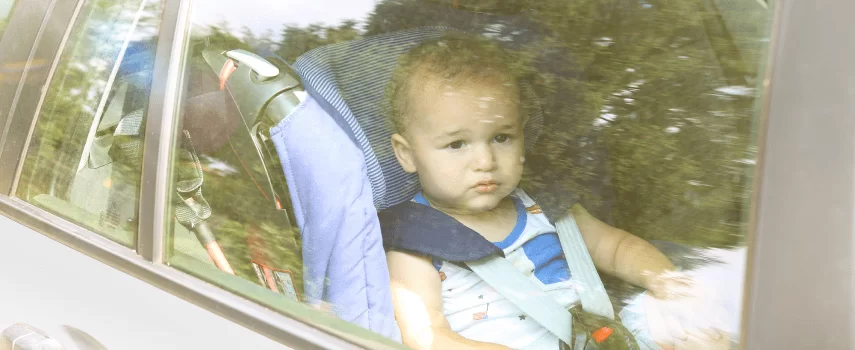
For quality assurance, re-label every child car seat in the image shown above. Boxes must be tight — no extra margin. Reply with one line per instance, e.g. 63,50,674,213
270,25,549,340
259,1,609,341
267,1,739,344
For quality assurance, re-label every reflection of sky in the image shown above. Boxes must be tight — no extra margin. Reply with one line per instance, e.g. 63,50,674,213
0,0,14,21
191,0,378,41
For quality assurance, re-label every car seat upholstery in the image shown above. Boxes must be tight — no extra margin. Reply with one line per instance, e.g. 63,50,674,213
269,27,462,341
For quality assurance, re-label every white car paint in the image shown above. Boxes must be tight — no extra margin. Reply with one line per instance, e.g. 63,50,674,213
0,215,287,350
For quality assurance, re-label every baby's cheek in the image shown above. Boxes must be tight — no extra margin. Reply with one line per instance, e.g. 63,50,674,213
438,161,467,180
502,154,524,170
428,169,465,195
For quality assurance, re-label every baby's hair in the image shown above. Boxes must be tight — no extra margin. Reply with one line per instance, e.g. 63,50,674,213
385,32,520,133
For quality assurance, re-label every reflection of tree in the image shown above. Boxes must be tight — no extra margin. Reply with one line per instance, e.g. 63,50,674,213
174,16,369,298
18,0,162,247
183,131,304,293
365,0,767,249
179,24,306,295
276,20,362,63
358,0,770,311
187,0,770,304
0,17,8,38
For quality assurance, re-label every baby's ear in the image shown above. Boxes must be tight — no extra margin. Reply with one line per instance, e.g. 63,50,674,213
391,133,417,173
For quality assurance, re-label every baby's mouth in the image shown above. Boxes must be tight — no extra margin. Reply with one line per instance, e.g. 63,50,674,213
474,180,499,193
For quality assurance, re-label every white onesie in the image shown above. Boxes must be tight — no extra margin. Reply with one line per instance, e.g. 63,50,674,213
414,188,578,349
406,187,667,349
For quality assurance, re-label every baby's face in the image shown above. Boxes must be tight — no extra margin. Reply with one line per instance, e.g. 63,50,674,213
400,81,524,214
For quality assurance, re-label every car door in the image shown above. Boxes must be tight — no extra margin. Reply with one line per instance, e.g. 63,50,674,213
0,0,853,350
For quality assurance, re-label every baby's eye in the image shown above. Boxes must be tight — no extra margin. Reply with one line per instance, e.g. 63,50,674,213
447,140,464,149
493,134,511,143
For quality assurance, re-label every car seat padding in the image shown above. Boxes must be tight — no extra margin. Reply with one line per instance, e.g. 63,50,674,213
379,200,503,262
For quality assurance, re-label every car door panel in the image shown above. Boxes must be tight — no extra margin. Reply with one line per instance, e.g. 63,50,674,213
0,209,289,350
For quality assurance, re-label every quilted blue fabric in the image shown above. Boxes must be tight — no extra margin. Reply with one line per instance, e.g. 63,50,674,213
270,96,401,341
270,26,546,341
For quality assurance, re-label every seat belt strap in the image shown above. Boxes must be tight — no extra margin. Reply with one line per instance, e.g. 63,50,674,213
466,257,574,345
465,214,615,347
554,213,615,319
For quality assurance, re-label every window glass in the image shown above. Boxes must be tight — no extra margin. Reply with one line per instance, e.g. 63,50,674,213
164,1,400,345
0,0,14,38
167,0,774,348
16,0,163,247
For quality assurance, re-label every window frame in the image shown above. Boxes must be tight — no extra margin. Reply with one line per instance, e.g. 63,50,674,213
741,0,855,348
137,0,187,264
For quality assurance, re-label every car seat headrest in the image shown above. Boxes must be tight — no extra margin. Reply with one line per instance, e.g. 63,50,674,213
292,26,543,210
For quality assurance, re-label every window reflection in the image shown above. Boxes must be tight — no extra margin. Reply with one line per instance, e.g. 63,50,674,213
0,0,14,38
16,0,162,247
167,0,372,307
167,0,772,347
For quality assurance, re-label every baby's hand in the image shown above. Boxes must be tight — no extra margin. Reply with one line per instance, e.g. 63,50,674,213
642,272,731,350
643,270,694,300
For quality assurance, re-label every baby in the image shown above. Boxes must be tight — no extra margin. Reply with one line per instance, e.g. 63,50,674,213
383,33,686,349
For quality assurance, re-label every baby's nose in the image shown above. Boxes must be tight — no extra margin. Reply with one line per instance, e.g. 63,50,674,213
472,145,497,171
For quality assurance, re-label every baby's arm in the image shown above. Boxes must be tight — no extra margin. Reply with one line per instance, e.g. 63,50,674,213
570,204,676,297
386,251,511,350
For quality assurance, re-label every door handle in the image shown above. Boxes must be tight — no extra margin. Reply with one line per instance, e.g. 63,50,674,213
225,49,280,79
0,323,63,350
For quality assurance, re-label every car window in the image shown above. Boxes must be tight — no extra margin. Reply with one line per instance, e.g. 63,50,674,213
0,0,14,38
162,1,405,345
165,0,774,348
15,0,163,247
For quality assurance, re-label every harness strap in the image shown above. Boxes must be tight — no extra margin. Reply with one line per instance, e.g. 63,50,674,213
555,214,615,319
465,213,616,348
465,257,574,345
380,198,617,345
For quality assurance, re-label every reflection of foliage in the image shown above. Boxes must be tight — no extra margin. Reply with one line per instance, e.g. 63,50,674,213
191,22,252,55
276,20,362,63
0,17,7,38
180,21,307,297
361,0,770,309
177,15,367,300
184,0,770,307
17,0,162,246
194,131,304,292
366,0,768,250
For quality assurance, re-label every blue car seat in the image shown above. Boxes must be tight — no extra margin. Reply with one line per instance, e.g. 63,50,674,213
267,2,741,343
268,25,553,340
270,5,613,338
